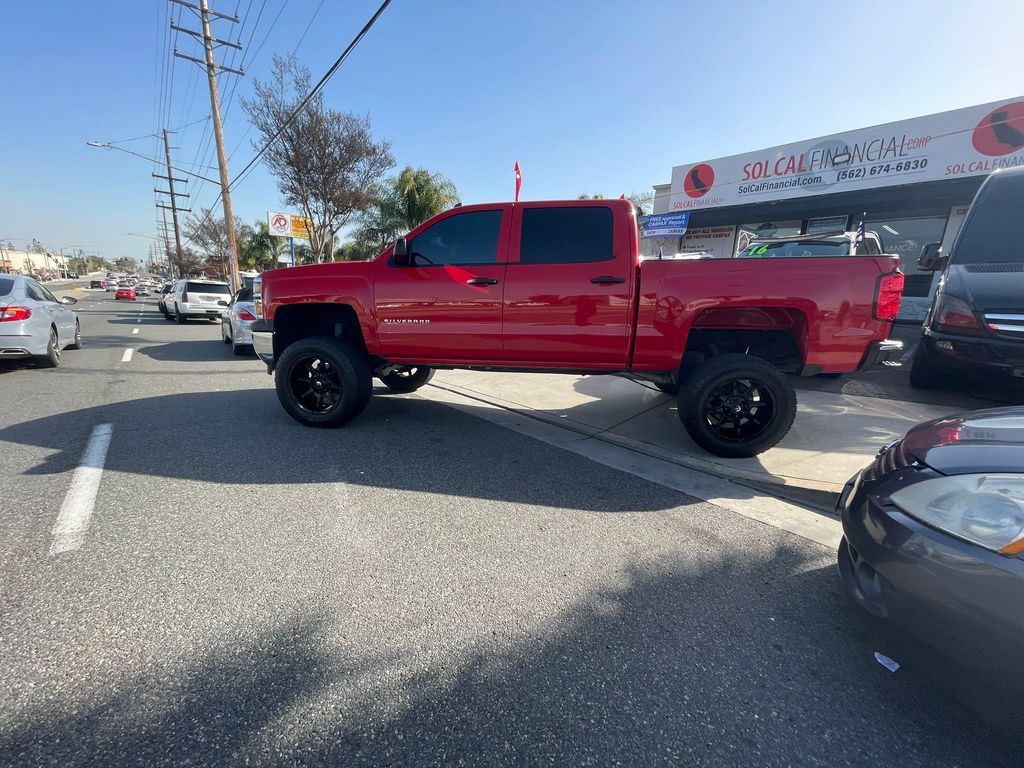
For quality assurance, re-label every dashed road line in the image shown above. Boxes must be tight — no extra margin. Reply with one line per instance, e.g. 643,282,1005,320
121,348,134,362
132,328,139,334
49,424,114,555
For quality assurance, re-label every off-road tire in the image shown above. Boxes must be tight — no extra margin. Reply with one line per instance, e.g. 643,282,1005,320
275,336,372,427
678,353,797,458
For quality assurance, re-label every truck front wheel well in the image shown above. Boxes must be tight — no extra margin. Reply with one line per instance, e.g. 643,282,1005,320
273,303,367,359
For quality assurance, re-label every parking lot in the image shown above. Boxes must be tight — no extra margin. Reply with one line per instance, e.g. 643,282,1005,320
0,287,1019,766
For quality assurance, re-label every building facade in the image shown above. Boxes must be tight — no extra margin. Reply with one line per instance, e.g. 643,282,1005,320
649,96,1024,320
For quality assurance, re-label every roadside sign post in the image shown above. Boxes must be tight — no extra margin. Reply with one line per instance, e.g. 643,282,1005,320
268,210,313,267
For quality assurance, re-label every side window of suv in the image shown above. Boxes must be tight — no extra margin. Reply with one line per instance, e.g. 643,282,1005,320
407,210,503,266
519,206,614,264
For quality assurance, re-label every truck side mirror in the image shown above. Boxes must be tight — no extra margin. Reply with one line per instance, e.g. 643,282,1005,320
917,242,946,271
393,237,410,267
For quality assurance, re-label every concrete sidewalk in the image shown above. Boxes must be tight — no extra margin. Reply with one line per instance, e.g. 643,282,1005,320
421,370,962,510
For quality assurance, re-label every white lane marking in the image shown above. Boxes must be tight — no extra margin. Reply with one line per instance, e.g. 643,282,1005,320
121,348,134,362
132,328,139,334
49,424,114,555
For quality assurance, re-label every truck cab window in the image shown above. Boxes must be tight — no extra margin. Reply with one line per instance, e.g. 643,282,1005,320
519,206,614,264
408,210,502,266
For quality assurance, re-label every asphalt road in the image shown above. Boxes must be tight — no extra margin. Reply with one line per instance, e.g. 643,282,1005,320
0,290,1019,767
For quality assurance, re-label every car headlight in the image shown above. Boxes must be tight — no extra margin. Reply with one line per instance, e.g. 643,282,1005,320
890,474,1024,555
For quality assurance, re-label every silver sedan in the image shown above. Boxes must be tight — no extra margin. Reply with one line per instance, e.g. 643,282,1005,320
0,274,81,367
220,287,257,356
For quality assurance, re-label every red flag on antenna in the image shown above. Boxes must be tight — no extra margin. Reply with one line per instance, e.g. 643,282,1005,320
619,194,626,199
514,161,522,202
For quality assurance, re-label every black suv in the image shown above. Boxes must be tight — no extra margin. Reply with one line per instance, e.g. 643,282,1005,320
910,166,1024,391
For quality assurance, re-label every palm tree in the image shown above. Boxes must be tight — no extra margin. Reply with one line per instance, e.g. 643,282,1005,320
392,166,460,232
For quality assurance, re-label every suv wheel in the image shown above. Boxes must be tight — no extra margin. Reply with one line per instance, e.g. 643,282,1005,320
908,344,950,390
379,366,434,393
176,309,187,324
678,353,796,458
275,336,372,427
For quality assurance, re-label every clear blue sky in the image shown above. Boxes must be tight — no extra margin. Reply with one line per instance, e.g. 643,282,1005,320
2,0,1022,262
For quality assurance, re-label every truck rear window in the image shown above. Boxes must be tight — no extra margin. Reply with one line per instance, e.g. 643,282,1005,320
519,207,613,264
739,240,851,258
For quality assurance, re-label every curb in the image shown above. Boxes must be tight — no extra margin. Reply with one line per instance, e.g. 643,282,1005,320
425,380,843,514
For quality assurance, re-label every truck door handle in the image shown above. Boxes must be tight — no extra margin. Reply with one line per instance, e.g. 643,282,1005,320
466,277,499,286
590,276,625,284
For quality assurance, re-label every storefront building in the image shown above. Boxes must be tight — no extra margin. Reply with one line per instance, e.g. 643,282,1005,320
649,96,1024,320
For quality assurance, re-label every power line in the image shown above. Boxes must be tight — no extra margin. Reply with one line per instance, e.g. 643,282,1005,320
185,0,394,249
230,0,393,190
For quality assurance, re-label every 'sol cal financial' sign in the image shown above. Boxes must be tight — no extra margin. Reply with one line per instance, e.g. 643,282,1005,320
668,96,1024,211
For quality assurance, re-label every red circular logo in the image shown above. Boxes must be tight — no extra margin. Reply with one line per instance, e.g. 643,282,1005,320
972,101,1024,157
683,163,715,198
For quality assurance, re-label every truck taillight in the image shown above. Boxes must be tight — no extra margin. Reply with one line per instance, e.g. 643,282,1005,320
0,306,32,322
253,277,263,318
874,272,904,321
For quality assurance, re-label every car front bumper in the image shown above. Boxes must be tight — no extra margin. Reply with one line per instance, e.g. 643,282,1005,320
838,463,1024,675
919,329,1024,384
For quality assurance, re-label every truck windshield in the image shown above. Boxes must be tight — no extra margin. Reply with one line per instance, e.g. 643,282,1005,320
739,239,850,258
952,199,1023,264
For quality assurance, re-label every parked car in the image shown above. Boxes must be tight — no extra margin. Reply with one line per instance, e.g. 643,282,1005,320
220,287,257,355
738,230,885,258
163,278,231,323
251,198,905,457
157,283,173,314
910,166,1024,391
115,287,136,301
838,406,1024,679
0,274,81,367
90,280,103,288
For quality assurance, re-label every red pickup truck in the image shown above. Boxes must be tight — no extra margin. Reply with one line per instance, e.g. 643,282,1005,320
252,199,903,457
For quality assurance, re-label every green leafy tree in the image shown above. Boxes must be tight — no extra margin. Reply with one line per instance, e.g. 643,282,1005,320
239,220,288,272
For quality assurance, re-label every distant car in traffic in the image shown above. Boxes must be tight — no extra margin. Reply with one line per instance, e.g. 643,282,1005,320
105,281,117,292
220,287,257,355
164,278,231,323
157,283,172,314
909,166,1024,392
0,274,81,367
115,287,136,301
838,406,1024,680
90,280,103,288
135,284,151,296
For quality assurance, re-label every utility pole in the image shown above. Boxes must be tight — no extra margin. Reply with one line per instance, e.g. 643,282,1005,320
172,0,243,291
155,128,188,277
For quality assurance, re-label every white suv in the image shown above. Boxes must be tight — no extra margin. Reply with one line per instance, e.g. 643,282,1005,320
164,279,232,323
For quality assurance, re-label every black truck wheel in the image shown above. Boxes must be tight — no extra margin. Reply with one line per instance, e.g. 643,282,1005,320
907,344,951,390
678,353,797,458
379,366,434,393
275,336,372,427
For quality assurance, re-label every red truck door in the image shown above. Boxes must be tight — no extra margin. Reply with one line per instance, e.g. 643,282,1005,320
373,206,510,362
502,203,634,366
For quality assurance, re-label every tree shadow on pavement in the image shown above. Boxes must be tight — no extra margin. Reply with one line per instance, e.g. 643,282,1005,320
1,547,1016,767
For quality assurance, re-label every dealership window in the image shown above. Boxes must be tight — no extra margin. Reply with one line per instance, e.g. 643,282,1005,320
866,216,947,297
734,220,802,255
